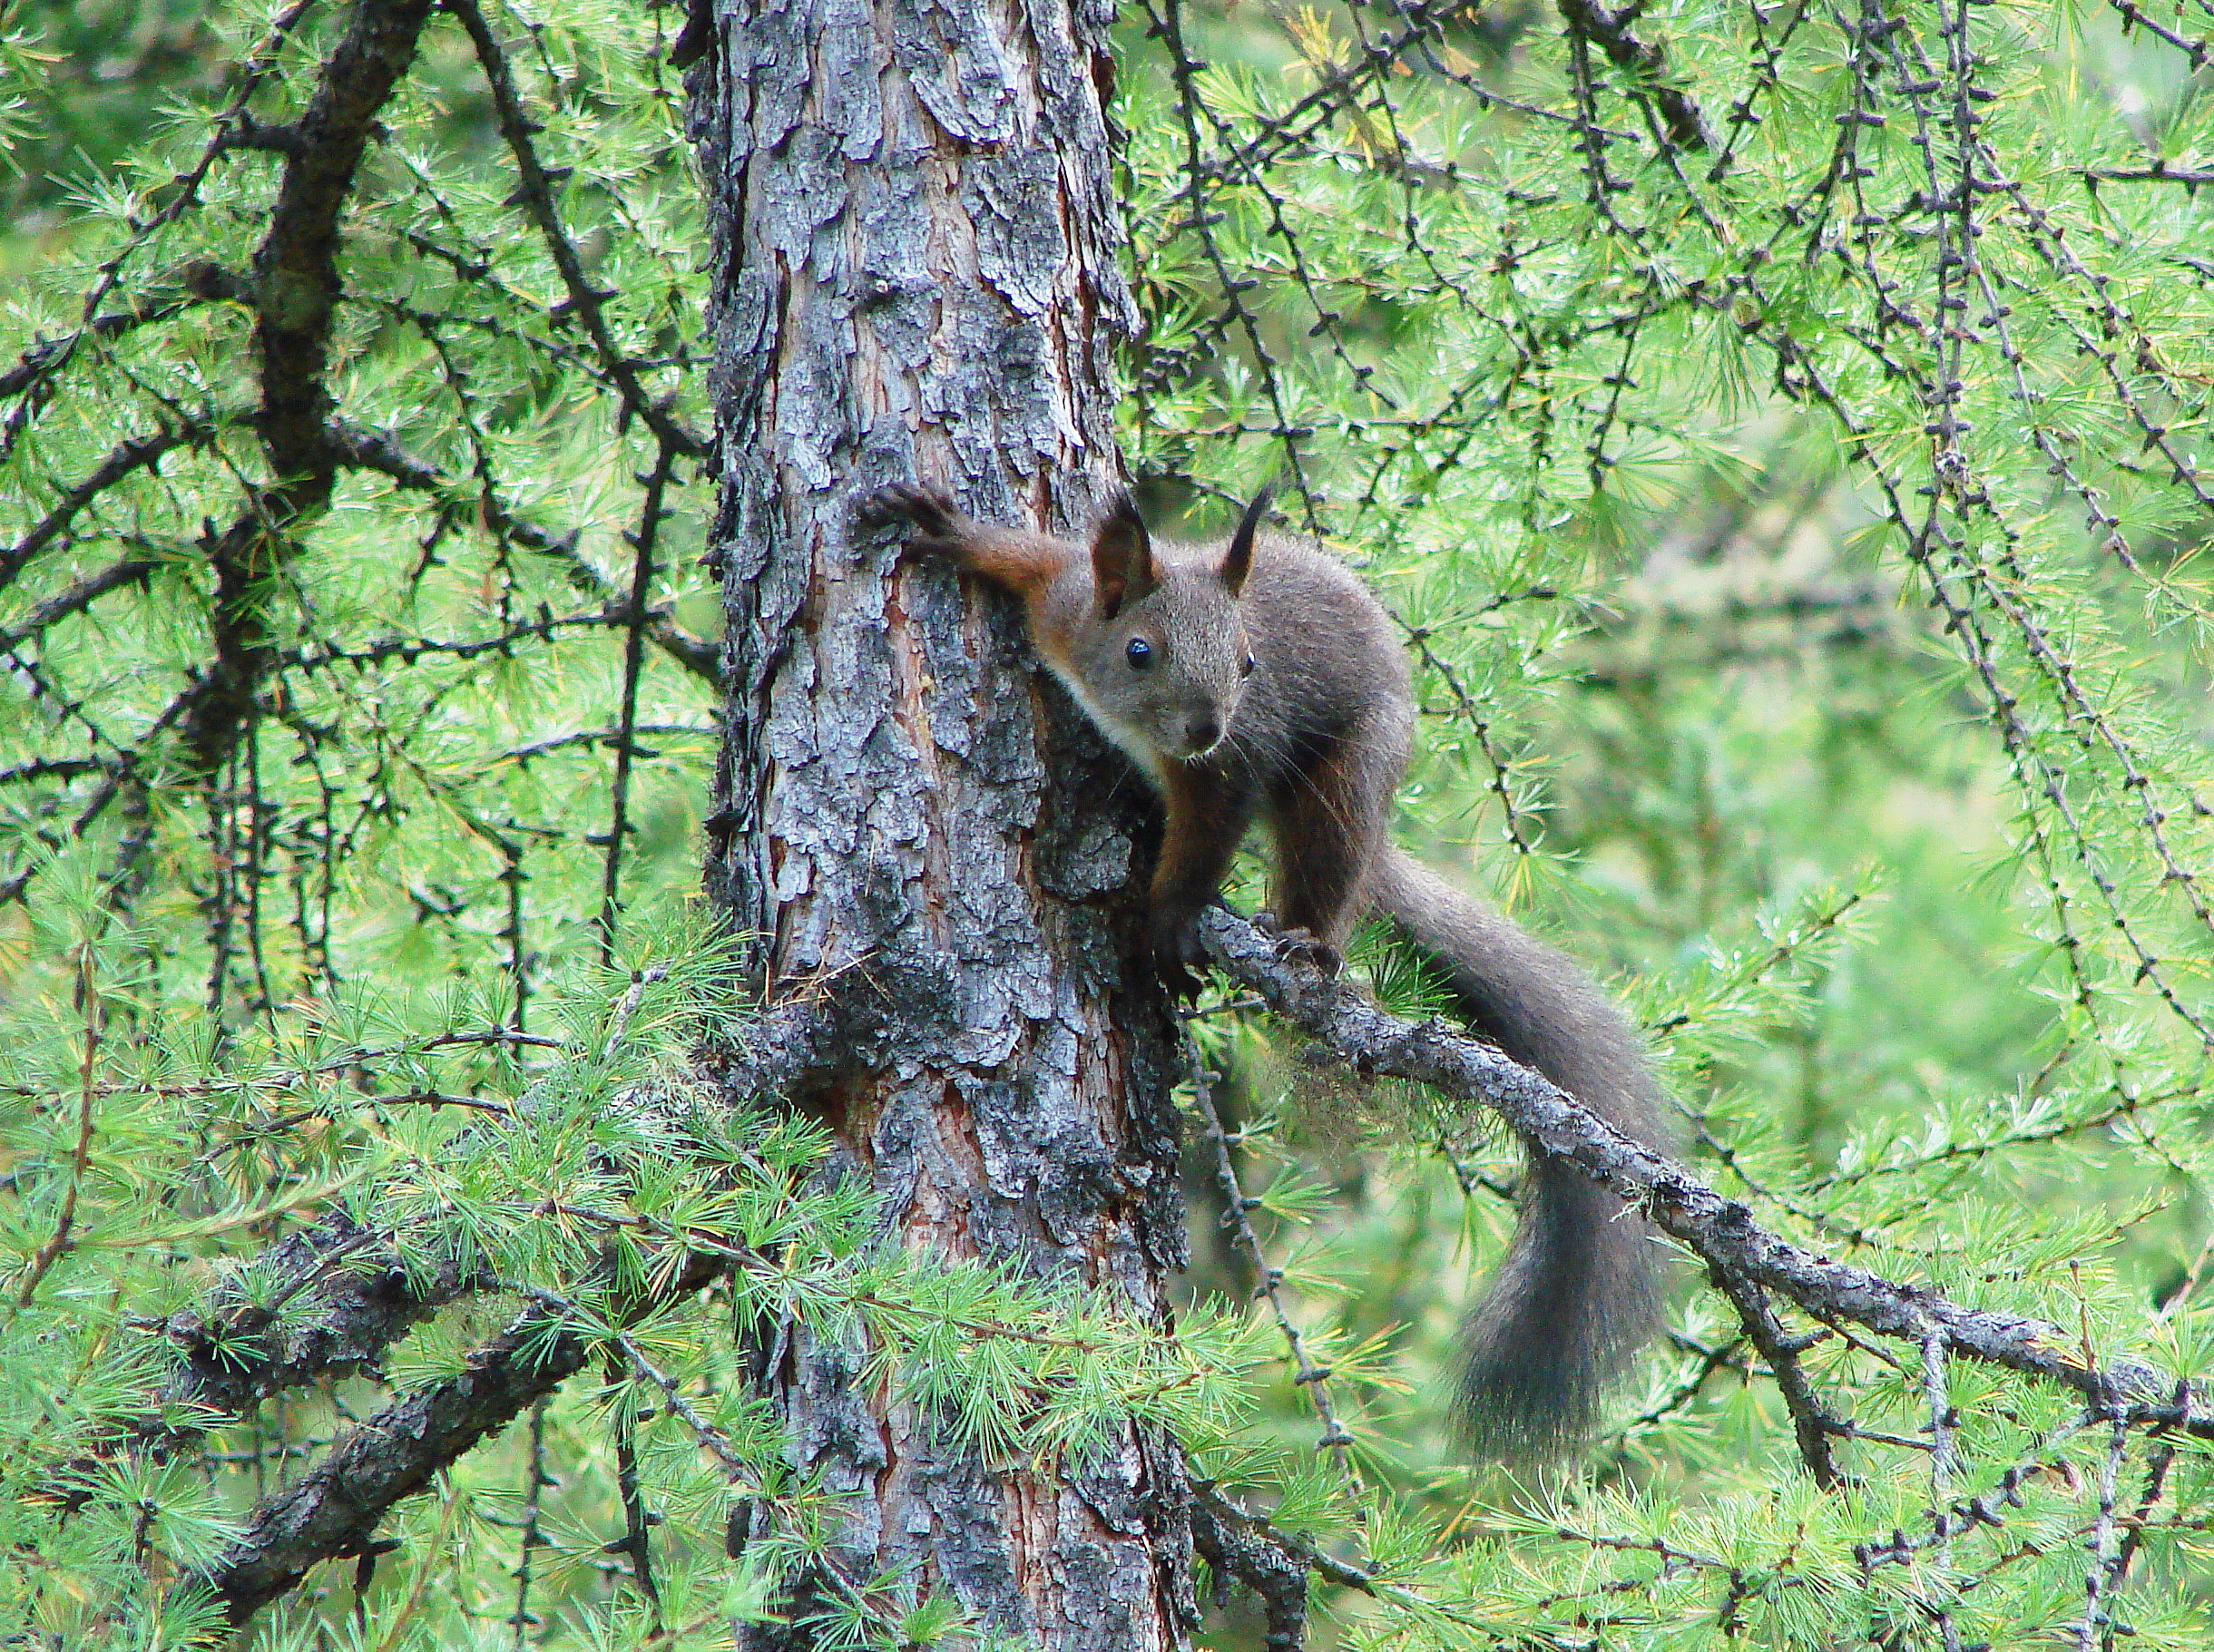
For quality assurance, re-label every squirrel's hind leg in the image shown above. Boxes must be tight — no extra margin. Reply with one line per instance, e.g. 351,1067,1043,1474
1266,714,1407,963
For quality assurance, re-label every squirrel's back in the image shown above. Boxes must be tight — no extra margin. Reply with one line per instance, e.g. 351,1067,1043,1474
1231,533,1414,769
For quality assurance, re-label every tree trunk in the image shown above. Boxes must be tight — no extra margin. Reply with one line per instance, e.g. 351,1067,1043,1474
687,3,1196,1647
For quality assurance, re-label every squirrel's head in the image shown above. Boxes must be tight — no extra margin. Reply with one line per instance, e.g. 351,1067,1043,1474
1063,491,1267,765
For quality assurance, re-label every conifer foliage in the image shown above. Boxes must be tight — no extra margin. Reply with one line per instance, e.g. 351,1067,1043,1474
4,0,2214,1647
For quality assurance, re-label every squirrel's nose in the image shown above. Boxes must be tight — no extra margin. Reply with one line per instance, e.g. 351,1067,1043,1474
1186,712,1222,753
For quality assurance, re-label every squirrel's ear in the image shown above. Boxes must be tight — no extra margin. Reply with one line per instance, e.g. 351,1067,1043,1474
1219,488,1271,596
1090,493,1158,618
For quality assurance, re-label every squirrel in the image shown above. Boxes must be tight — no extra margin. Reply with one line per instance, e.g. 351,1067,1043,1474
870,480,1667,1457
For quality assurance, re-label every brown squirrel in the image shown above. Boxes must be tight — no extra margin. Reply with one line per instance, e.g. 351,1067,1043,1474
871,481,1667,1457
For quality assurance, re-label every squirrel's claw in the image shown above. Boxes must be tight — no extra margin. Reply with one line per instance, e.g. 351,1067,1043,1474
866,483,965,555
1272,924,1343,976
1253,913,1343,976
1150,910,1208,1000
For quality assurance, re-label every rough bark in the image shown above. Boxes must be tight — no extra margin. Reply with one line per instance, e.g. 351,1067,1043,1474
688,1,1196,1647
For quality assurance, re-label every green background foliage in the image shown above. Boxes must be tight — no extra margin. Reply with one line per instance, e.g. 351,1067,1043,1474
5,0,2214,1645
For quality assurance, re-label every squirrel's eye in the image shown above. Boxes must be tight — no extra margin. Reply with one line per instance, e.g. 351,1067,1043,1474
1125,638,1153,670
1240,652,1258,679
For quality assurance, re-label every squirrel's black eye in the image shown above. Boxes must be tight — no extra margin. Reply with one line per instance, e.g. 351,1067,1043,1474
1240,652,1258,679
1125,637,1153,670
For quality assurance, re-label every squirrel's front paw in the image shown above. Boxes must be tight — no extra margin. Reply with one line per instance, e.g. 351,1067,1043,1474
866,483,965,556
1150,909,1208,1000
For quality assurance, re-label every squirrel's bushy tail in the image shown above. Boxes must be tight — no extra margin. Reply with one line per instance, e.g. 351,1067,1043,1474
1369,848,1667,1459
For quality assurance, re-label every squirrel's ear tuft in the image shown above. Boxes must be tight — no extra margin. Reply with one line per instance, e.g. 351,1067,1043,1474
1091,493,1158,618
1219,488,1271,596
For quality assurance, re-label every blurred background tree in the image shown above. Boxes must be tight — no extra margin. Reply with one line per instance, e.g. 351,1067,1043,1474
4,0,2214,1646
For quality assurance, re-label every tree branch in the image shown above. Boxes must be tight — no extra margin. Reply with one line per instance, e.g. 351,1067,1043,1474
151,1213,493,1456
251,0,436,482
329,419,721,684
445,0,706,460
185,1305,596,1624
177,0,437,785
140,1002,826,1457
0,295,189,403
0,557,162,656
141,992,841,1625
1189,1481,1312,1651
1194,908,2195,1429
0,427,202,597
1557,0,1714,152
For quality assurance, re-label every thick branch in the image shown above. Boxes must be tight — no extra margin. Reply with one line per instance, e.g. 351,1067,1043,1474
1189,1483,1311,1651
252,0,435,480
1557,0,1714,152
124,1004,835,1626
152,1212,491,1453
176,0,436,784
187,1307,594,1624
184,1217,748,1626
144,1002,825,1455
1195,909,2191,1426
